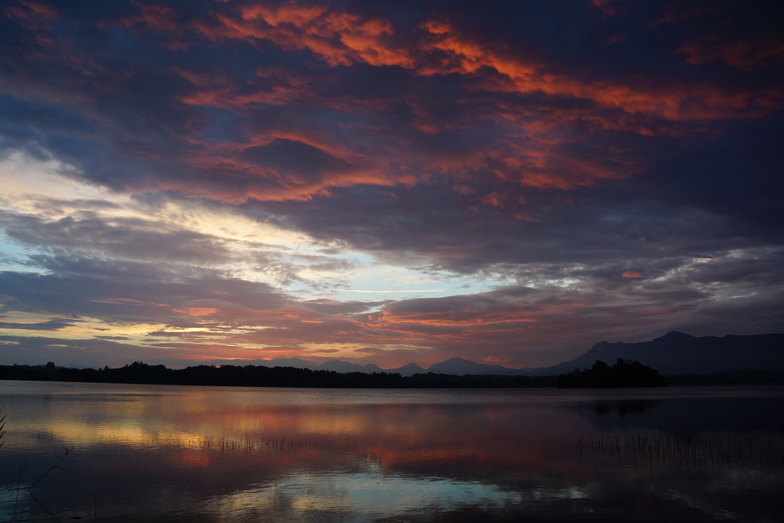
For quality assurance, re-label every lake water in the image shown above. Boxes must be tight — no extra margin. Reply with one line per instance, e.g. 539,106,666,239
1,381,782,522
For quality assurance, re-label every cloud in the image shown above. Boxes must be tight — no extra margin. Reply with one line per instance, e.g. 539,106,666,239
0,212,232,264
0,0,782,369
194,1,413,68
0,318,76,331
240,138,356,183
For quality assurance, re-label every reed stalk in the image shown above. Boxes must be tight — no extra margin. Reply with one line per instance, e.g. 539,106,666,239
0,405,6,448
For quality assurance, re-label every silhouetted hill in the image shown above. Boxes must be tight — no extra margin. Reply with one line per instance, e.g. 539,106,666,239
389,362,426,377
428,357,517,375
5,328,784,387
202,332,782,377
317,360,384,373
537,331,784,376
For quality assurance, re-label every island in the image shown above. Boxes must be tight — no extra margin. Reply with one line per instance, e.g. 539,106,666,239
556,359,666,388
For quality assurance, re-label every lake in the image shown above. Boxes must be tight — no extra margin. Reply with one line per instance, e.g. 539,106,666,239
1,381,782,522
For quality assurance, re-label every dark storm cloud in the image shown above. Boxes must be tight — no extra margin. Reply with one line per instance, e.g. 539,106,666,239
3,0,780,210
635,117,784,232
270,179,756,278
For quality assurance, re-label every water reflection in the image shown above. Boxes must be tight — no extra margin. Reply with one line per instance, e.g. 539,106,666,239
585,399,661,417
1,381,783,521
568,390,784,433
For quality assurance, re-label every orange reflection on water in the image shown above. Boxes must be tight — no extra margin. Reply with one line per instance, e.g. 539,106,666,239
13,385,594,482
6,383,784,522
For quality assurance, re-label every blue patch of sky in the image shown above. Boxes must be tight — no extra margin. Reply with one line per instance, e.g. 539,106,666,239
0,232,44,274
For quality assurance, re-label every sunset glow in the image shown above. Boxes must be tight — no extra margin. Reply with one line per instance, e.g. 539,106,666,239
0,0,782,369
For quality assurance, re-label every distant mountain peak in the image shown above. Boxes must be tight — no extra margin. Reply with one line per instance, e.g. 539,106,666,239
440,357,473,364
427,357,513,375
536,331,784,376
390,362,426,377
655,331,694,341
396,362,425,371
242,331,783,378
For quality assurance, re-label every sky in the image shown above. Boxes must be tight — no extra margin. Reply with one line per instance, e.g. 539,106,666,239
1,0,783,370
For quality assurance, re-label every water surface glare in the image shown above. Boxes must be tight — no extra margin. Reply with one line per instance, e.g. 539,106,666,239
1,381,782,521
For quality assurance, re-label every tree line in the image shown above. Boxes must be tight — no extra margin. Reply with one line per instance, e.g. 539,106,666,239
7,359,775,388
0,361,557,388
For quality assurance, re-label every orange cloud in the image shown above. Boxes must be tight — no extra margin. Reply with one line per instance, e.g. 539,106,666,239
678,38,784,71
171,129,421,202
240,3,325,27
174,307,220,317
622,271,642,279
132,4,781,128
480,192,505,207
421,19,777,121
122,3,781,205
178,67,314,108
195,2,413,69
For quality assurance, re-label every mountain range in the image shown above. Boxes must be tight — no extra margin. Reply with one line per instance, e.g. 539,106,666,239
253,332,784,377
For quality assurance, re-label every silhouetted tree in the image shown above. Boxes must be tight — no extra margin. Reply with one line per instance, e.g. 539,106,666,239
557,358,666,388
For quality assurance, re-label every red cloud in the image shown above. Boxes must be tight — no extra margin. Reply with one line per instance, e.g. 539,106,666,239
421,19,773,121
84,2,784,207
194,2,412,69
177,68,313,108
194,1,766,127
174,307,220,317
121,4,179,33
174,131,410,202
679,39,784,71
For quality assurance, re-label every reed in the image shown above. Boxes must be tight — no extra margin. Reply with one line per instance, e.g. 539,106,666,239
577,429,784,475
0,405,6,448
4,410,74,523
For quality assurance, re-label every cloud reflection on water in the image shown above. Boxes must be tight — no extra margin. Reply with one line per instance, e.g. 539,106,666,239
1,382,783,521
